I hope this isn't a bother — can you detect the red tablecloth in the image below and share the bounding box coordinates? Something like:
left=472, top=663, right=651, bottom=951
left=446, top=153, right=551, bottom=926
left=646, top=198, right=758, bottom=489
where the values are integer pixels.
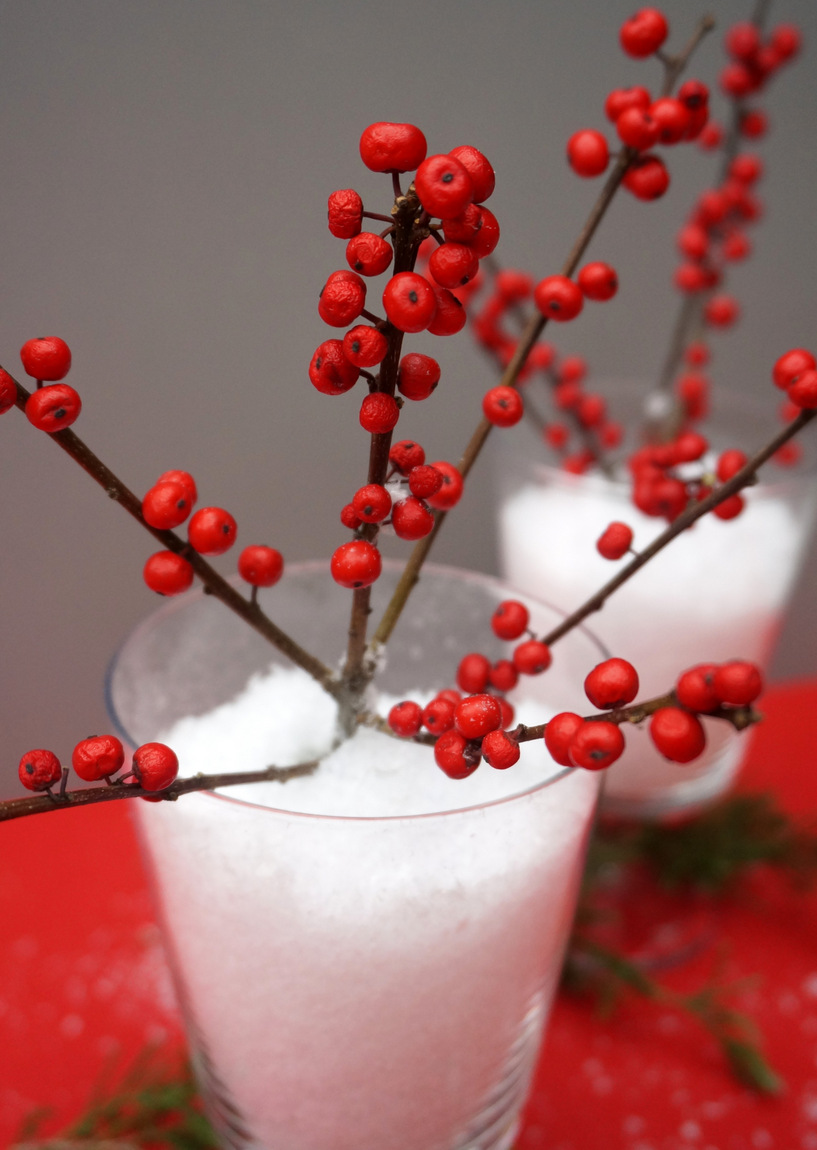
left=2, top=681, right=816, bottom=1149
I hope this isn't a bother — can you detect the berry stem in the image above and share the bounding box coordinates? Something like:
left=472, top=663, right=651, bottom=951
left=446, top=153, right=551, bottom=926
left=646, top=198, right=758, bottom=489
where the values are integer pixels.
left=658, top=13, right=716, bottom=96
left=6, top=370, right=341, bottom=700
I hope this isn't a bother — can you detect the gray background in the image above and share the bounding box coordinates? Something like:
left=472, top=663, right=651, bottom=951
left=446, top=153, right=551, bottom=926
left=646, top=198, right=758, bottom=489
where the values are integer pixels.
left=1, top=0, right=815, bottom=795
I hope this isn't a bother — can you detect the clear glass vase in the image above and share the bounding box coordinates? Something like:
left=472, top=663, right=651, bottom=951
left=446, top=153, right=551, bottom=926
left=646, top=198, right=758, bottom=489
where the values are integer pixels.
left=495, top=384, right=817, bottom=819
left=106, top=561, right=606, bottom=1150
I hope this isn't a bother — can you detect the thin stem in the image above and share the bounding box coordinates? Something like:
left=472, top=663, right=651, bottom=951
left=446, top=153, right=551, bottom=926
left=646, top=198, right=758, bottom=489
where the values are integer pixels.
left=542, top=409, right=816, bottom=647
left=659, top=14, right=716, bottom=96
left=8, top=372, right=340, bottom=699
left=0, top=760, right=320, bottom=824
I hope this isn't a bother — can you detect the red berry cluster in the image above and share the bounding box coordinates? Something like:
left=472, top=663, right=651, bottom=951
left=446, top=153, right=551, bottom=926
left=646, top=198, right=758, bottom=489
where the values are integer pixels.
left=316, top=122, right=498, bottom=591
left=16, top=337, right=83, bottom=433
left=18, top=735, right=179, bottom=797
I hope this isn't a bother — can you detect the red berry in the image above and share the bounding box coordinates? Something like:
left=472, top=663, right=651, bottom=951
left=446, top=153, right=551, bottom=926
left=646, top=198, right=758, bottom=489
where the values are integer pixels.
left=650, top=97, right=691, bottom=144
left=676, top=663, right=720, bottom=713
left=434, top=729, right=479, bottom=779
left=622, top=154, right=669, bottom=200
left=672, top=430, right=708, bottom=463
left=0, top=367, right=17, bottom=414
left=157, top=469, right=198, bottom=506
left=489, top=659, right=519, bottom=692
left=20, top=336, right=72, bottom=381
left=359, top=122, right=427, bottom=173
left=423, top=695, right=457, bottom=734
left=704, top=295, right=740, bottom=328
left=544, top=422, right=569, bottom=450
left=787, top=370, right=817, bottom=410
left=616, top=107, right=660, bottom=150
left=482, top=729, right=521, bottom=770
left=318, top=270, right=367, bottom=327
left=684, top=341, right=710, bottom=366
left=712, top=660, right=763, bottom=706
left=397, top=353, right=440, bottom=401
left=448, top=145, right=496, bottom=202
left=578, top=261, right=618, bottom=301
left=72, top=734, right=125, bottom=782
left=426, top=461, right=463, bottom=510
left=309, top=339, right=359, bottom=396
left=584, top=658, right=639, bottom=710
left=491, top=600, right=530, bottom=641
left=426, top=285, right=467, bottom=337
left=428, top=242, right=479, bottom=289
left=725, top=21, right=761, bottom=62
left=457, top=652, right=491, bottom=694
left=569, top=721, right=625, bottom=770
left=414, top=153, right=474, bottom=218
left=188, top=507, right=237, bottom=555
left=544, top=712, right=584, bottom=767
left=729, top=154, right=763, bottom=185
left=773, top=348, right=816, bottom=390
left=596, top=521, right=634, bottom=560
left=340, top=503, right=362, bottom=530
left=567, top=129, right=610, bottom=177
left=346, top=232, right=393, bottom=277
left=513, top=639, right=552, bottom=675
left=649, top=708, right=706, bottom=763
left=327, top=189, right=363, bottom=239
left=740, top=109, right=768, bottom=138
left=132, top=742, right=179, bottom=791
left=388, top=700, right=423, bottom=737
left=19, top=748, right=63, bottom=792
left=713, top=493, right=745, bottom=520
left=25, top=383, right=82, bottom=432
left=382, top=271, right=437, bottom=333
left=716, top=449, right=748, bottom=482
left=237, top=545, right=284, bottom=587
left=464, top=206, right=500, bottom=258
left=533, top=275, right=584, bottom=322
left=360, top=392, right=400, bottom=434
left=343, top=325, right=388, bottom=369
left=389, top=439, right=425, bottom=473
left=604, top=86, right=651, bottom=122
left=620, top=8, right=669, bottom=57
left=143, top=550, right=194, bottom=596
left=482, top=385, right=523, bottom=428
left=352, top=483, right=392, bottom=523
left=455, top=694, right=502, bottom=740
left=330, top=539, right=381, bottom=588
left=769, top=23, right=801, bottom=61
left=142, top=480, right=192, bottom=530
left=720, top=62, right=757, bottom=98
left=407, top=464, right=442, bottom=501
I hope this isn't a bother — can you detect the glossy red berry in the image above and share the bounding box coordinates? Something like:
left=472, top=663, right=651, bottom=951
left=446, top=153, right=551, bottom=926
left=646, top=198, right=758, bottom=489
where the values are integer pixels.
left=454, top=694, right=502, bottom=740
left=389, top=439, right=425, bottom=473
left=188, top=507, right=237, bottom=555
left=359, top=122, right=427, bottom=173
left=434, top=729, right=479, bottom=780
left=577, top=261, right=618, bottom=301
left=360, top=392, right=400, bottom=434
left=237, top=545, right=284, bottom=587
left=415, top=154, right=474, bottom=218
left=649, top=97, right=691, bottom=144
left=343, top=325, right=388, bottom=369
left=426, top=285, right=467, bottom=337
left=327, top=189, right=363, bottom=239
left=513, top=640, right=552, bottom=676
left=132, top=742, right=179, bottom=791
left=0, top=367, right=17, bottom=414
left=19, top=747, right=63, bottom=792
left=318, top=270, right=367, bottom=327
left=712, top=660, right=762, bottom=706
left=604, top=86, right=651, bottom=122
left=596, top=521, right=634, bottom=560
left=772, top=348, right=816, bottom=390
left=309, top=339, right=359, bottom=396
left=544, top=713, right=584, bottom=767
left=397, top=353, right=440, bottom=401
left=157, top=469, right=198, bottom=506
left=143, top=550, right=194, bottom=596
left=388, top=700, right=423, bottom=737
left=346, top=232, right=393, bottom=277
left=491, top=600, right=529, bottom=641
left=72, top=734, right=125, bottom=782
left=428, top=242, right=479, bottom=289
left=457, top=652, right=491, bottom=694
left=584, top=658, right=639, bottom=710
left=482, top=729, right=520, bottom=770
left=533, top=275, right=584, bottom=322
left=142, top=480, right=192, bottom=530
left=20, top=336, right=72, bottom=381
left=464, top=206, right=500, bottom=258
left=382, top=271, right=437, bottom=333
left=482, top=385, right=523, bottom=428
left=566, top=129, right=610, bottom=177
left=650, top=708, right=706, bottom=763
left=569, top=721, right=625, bottom=770
left=448, top=144, right=495, bottom=202
left=676, top=663, right=720, bottom=713
left=616, top=107, right=660, bottom=150
left=787, top=370, right=817, bottom=410
left=622, top=154, right=669, bottom=200
left=352, top=483, right=392, bottom=523
left=423, top=695, right=457, bottom=734
left=489, top=659, right=519, bottom=692
left=330, top=539, right=381, bottom=588
left=426, top=461, right=463, bottom=510
left=25, top=384, right=82, bottom=432
left=620, top=8, right=669, bottom=57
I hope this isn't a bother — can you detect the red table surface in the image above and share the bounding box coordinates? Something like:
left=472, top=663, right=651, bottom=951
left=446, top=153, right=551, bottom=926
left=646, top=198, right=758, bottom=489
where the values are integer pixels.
left=2, top=681, right=816, bottom=1149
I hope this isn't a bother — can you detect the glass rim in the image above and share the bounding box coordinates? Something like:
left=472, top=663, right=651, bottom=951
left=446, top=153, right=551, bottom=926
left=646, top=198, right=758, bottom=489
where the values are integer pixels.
left=106, top=559, right=607, bottom=824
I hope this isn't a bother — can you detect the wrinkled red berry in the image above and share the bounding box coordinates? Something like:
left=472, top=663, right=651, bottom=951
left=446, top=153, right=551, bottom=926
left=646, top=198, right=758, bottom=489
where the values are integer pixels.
left=20, top=336, right=72, bottom=381
left=72, top=735, right=125, bottom=782
left=133, top=742, right=179, bottom=791
left=19, top=748, right=62, bottom=792
left=25, top=383, right=82, bottom=432
left=482, top=729, right=520, bottom=770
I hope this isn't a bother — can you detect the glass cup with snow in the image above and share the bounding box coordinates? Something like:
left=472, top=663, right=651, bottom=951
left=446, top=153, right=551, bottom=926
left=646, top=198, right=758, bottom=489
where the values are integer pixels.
left=107, top=561, right=607, bottom=1150
left=495, top=385, right=817, bottom=819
